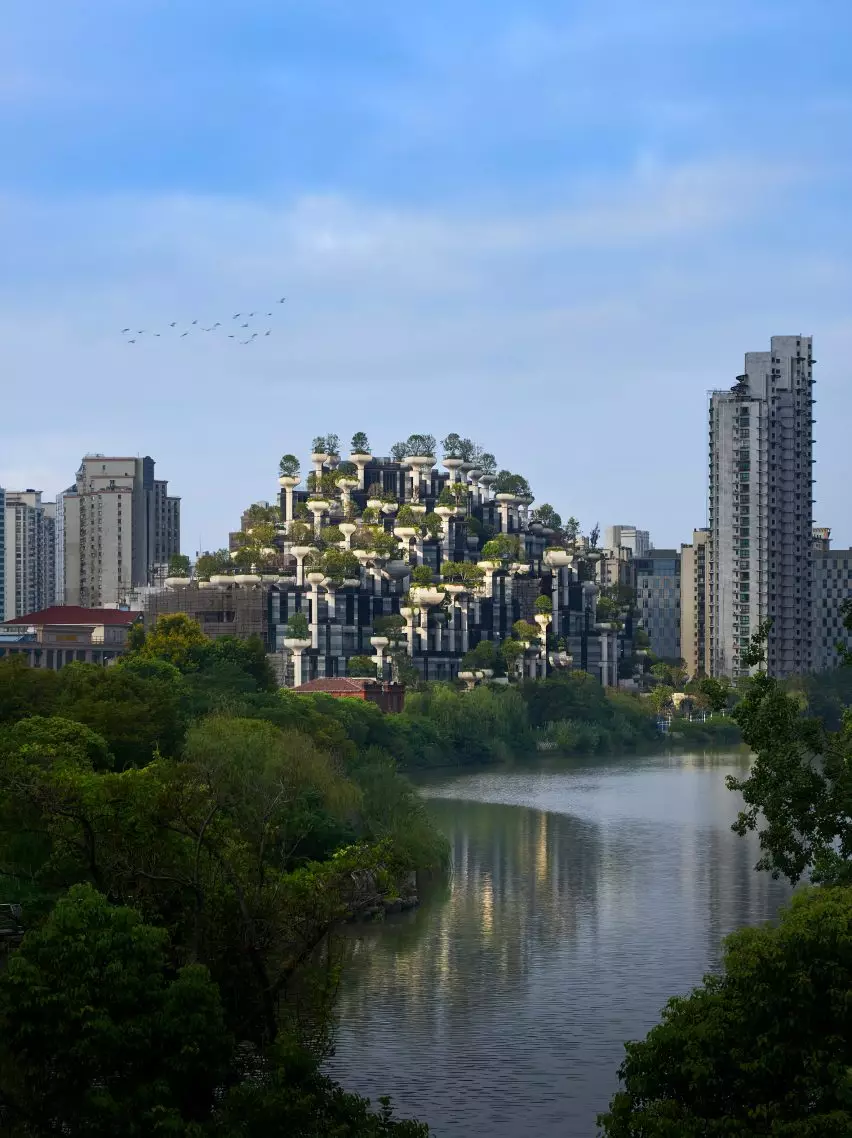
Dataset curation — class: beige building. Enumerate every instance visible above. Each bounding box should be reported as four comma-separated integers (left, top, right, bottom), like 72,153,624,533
3,490,56,619
680,528,710,678
62,455,180,607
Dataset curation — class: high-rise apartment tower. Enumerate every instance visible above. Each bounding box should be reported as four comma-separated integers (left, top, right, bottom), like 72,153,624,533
3,490,56,619
708,335,814,678
62,455,180,607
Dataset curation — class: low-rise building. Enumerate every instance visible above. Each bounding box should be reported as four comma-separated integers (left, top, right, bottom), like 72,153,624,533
812,529,852,672
0,606,142,669
295,676,406,712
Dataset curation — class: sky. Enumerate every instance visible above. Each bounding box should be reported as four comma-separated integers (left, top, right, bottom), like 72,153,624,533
1,0,850,553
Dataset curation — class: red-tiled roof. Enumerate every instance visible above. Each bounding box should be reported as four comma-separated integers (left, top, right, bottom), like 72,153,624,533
296,677,379,692
2,606,141,627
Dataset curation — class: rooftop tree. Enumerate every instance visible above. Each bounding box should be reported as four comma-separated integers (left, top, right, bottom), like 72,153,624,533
350,432,370,454
279,454,301,478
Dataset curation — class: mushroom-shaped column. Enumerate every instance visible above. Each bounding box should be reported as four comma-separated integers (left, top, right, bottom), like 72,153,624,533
278,475,301,523
495,493,514,533
339,522,357,549
306,571,325,650
290,545,316,587
337,476,359,515
443,456,463,483
370,636,390,679
307,499,329,539
479,473,495,504
467,467,483,507
535,613,552,676
411,586,443,650
399,605,416,656
310,451,329,482
594,621,615,687
349,451,372,489
477,559,501,599
405,455,435,502
442,583,466,653
457,670,477,690
434,505,454,561
283,637,312,687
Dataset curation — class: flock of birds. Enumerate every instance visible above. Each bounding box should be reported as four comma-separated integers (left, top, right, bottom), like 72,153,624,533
121,297,286,345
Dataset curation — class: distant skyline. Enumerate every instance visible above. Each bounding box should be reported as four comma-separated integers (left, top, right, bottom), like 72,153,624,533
1,1,850,551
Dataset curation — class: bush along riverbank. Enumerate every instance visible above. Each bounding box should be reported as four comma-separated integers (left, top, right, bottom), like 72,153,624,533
378,673,740,770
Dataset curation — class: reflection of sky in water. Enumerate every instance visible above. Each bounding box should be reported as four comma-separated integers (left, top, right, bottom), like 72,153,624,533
328,752,792,1138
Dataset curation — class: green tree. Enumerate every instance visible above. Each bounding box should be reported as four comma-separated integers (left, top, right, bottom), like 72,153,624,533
598,887,852,1137
350,432,370,454
481,535,520,562
196,548,232,578
286,613,310,640
135,612,208,672
647,684,674,715
279,454,301,478
348,655,378,678
168,553,191,576
564,516,580,543
411,565,434,586
0,883,232,1136
0,657,60,725
535,595,553,614
531,504,562,530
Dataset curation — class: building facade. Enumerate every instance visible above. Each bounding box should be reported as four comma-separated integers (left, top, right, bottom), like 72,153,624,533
0,487,5,619
708,335,814,678
680,528,710,678
62,455,180,606
812,530,852,672
3,491,56,620
635,549,681,661
0,606,142,669
150,439,630,689
604,525,650,559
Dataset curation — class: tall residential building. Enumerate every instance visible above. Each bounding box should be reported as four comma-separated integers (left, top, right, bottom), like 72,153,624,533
54,485,74,606
680,528,710,678
604,525,651,559
62,455,180,607
708,335,814,679
635,548,681,661
3,491,56,620
812,528,852,672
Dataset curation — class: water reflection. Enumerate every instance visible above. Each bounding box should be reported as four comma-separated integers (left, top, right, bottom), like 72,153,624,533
328,752,791,1138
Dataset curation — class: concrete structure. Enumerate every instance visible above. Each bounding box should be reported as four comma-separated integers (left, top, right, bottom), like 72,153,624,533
635,549,681,661
3,491,56,620
54,486,74,607
680,528,710,678
604,525,650,559
295,676,406,712
812,529,852,672
596,545,634,589
708,335,814,678
0,605,142,669
62,455,180,607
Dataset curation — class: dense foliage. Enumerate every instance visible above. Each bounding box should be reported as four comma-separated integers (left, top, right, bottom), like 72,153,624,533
598,887,852,1137
0,616,442,1135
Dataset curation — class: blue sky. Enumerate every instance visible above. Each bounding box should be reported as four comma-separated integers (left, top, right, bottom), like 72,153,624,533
1,0,850,552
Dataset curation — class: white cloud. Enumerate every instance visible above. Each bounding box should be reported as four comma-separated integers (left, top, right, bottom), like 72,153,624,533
0,155,849,552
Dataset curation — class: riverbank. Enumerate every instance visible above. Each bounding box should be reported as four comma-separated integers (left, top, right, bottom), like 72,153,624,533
384,676,741,771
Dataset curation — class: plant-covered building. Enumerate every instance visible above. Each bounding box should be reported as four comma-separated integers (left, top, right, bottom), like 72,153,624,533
162,432,634,688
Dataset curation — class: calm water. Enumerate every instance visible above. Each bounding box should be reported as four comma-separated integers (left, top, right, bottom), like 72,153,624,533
328,751,792,1137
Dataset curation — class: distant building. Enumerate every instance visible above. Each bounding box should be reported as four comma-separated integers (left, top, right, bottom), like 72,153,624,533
812,529,852,672
295,676,406,713
3,490,56,620
680,528,710,678
635,549,681,661
708,335,814,678
812,526,832,553
0,487,5,620
55,486,74,606
604,525,650,559
0,605,142,669
62,455,180,607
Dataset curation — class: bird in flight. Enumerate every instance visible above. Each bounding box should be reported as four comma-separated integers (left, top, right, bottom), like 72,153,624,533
266,312,272,316
191,319,198,325
137,330,145,334
232,313,240,319
248,312,256,317
128,339,136,344
228,334,235,339
154,333,161,337
250,332,258,339
121,327,130,333
278,297,286,303
180,332,189,338
213,321,221,328
169,321,177,327
241,322,249,328
265,330,272,336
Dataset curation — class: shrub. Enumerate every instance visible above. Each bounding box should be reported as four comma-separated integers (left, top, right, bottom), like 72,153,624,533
285,613,309,639
278,453,300,477
347,655,378,678
535,595,553,614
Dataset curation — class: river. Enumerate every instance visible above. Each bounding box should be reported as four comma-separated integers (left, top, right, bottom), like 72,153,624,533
327,751,792,1137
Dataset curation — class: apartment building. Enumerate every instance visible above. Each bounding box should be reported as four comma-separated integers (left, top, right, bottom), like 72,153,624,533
635,548,681,661
62,455,180,607
708,335,814,678
680,528,710,678
812,528,852,672
604,525,650,559
3,490,56,620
